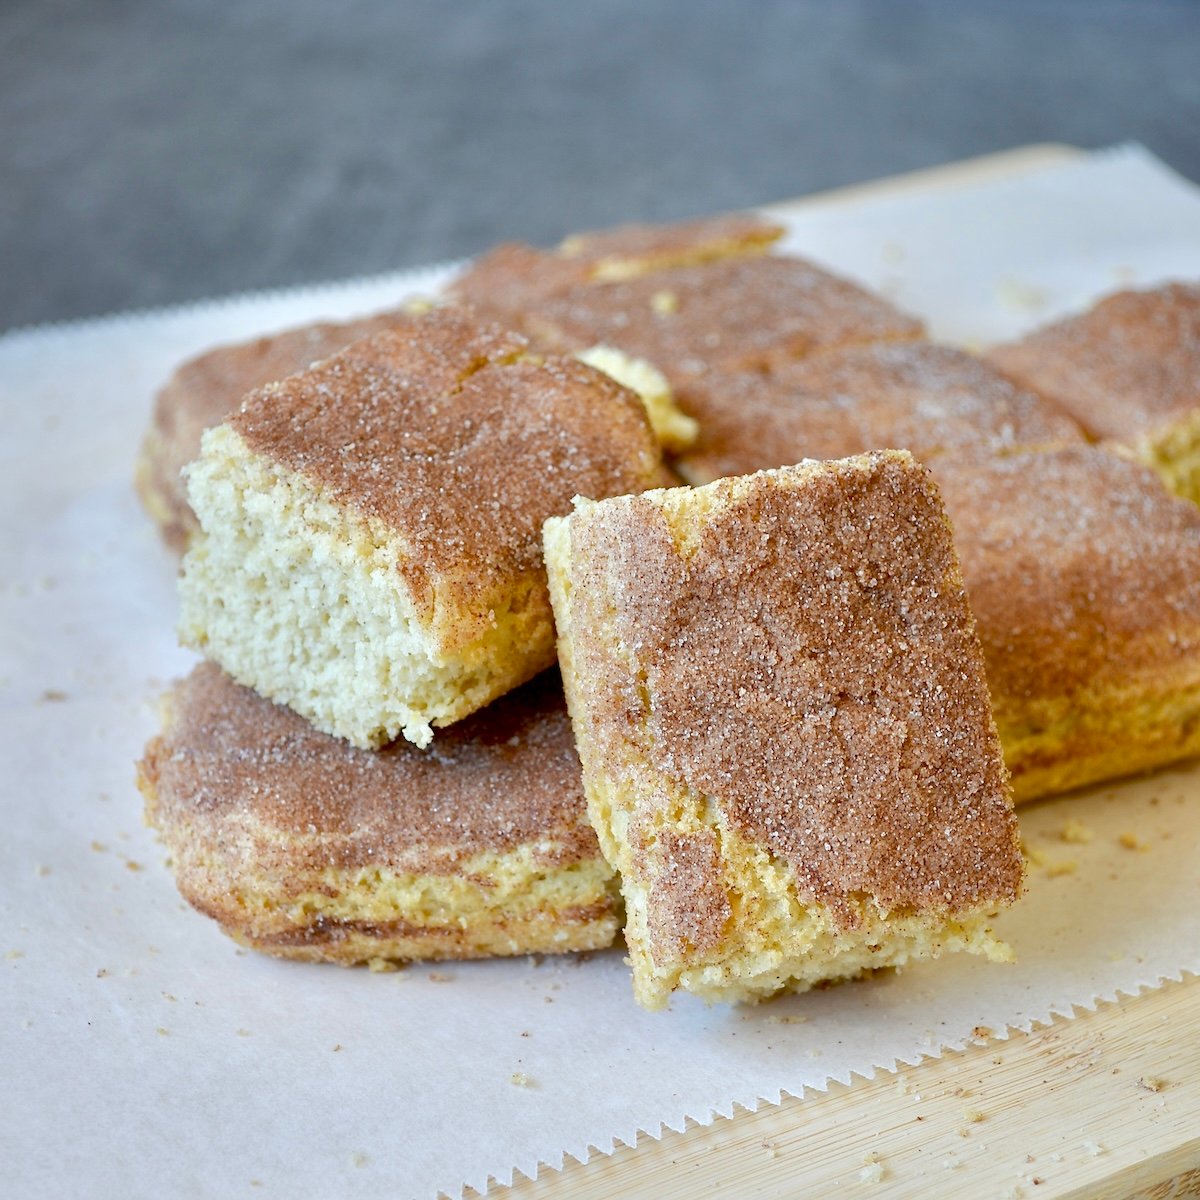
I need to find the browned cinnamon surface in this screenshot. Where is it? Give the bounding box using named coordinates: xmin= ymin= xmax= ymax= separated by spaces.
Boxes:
xmin=141 ymin=662 xmax=599 ymax=876
xmin=230 ymin=306 xmax=666 ymax=619
xmin=561 ymin=453 xmax=1021 ymax=925
xmin=932 ymin=445 xmax=1200 ymax=703
xmin=675 ymin=341 xmax=1087 ymax=483
xmin=446 ymin=211 xmax=783 ymax=326
xmin=985 ymin=283 xmax=1200 ymax=441
xmin=521 ymin=255 xmax=926 ymax=382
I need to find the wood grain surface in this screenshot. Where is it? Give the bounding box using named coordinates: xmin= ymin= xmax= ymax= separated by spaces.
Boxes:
xmin=490 ymin=975 xmax=1200 ymax=1199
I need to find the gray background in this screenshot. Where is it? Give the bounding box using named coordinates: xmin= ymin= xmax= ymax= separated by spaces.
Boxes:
xmin=3 ymin=0 xmax=1198 ymax=333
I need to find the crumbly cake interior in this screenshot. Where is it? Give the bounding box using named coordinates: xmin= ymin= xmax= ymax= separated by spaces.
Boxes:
xmin=179 ymin=309 xmax=669 ymax=748
xmin=180 ymin=424 xmax=551 ymax=749
xmin=574 ymin=344 xmax=699 ymax=454
xmin=933 ymin=446 xmax=1200 ymax=801
xmin=138 ymin=664 xmax=620 ymax=963
xmin=546 ymin=453 xmax=1022 ymax=1009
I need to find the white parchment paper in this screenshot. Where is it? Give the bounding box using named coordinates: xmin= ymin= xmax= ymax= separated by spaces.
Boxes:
xmin=3 ymin=145 xmax=1199 ymax=1200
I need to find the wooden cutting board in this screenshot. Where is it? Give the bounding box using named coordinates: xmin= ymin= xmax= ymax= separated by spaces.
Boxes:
xmin=482 ymin=145 xmax=1200 ymax=1200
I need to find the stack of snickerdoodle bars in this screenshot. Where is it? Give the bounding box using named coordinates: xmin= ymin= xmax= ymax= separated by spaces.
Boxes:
xmin=136 ymin=211 xmax=1200 ymax=1009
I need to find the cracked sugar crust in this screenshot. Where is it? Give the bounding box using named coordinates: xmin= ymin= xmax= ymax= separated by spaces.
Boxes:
xmin=230 ymin=306 xmax=666 ymax=613
xmin=141 ymin=663 xmax=600 ymax=875
xmin=562 ymin=452 xmax=1021 ymax=922
xmin=519 ymin=255 xmax=926 ymax=382
xmin=675 ymin=342 xmax=1087 ymax=483
xmin=985 ymin=282 xmax=1200 ymax=441
xmin=931 ymin=445 xmax=1200 ymax=703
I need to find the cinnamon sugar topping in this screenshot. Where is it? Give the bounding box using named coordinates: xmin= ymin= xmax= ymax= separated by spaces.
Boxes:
xmin=556 ymin=212 xmax=783 ymax=277
xmin=564 ymin=454 xmax=1021 ymax=921
xmin=932 ymin=445 xmax=1200 ymax=702
xmin=676 ymin=342 xmax=1086 ymax=483
xmin=524 ymin=256 xmax=926 ymax=382
xmin=986 ymin=283 xmax=1200 ymax=440
xmin=231 ymin=307 xmax=663 ymax=603
xmin=448 ymin=212 xmax=784 ymax=327
xmin=142 ymin=663 xmax=598 ymax=874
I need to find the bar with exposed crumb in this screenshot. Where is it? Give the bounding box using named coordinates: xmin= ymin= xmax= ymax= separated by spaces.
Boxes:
xmin=137 ymin=664 xmax=620 ymax=963
xmin=544 ymin=451 xmax=1023 ymax=1009
xmin=178 ymin=307 xmax=677 ymax=749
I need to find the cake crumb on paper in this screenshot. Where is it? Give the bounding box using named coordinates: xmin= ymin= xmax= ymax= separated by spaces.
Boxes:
xmin=1045 ymin=859 xmax=1077 ymax=878
xmin=367 ymin=957 xmax=401 ymax=974
xmin=1059 ymin=819 xmax=1094 ymax=844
